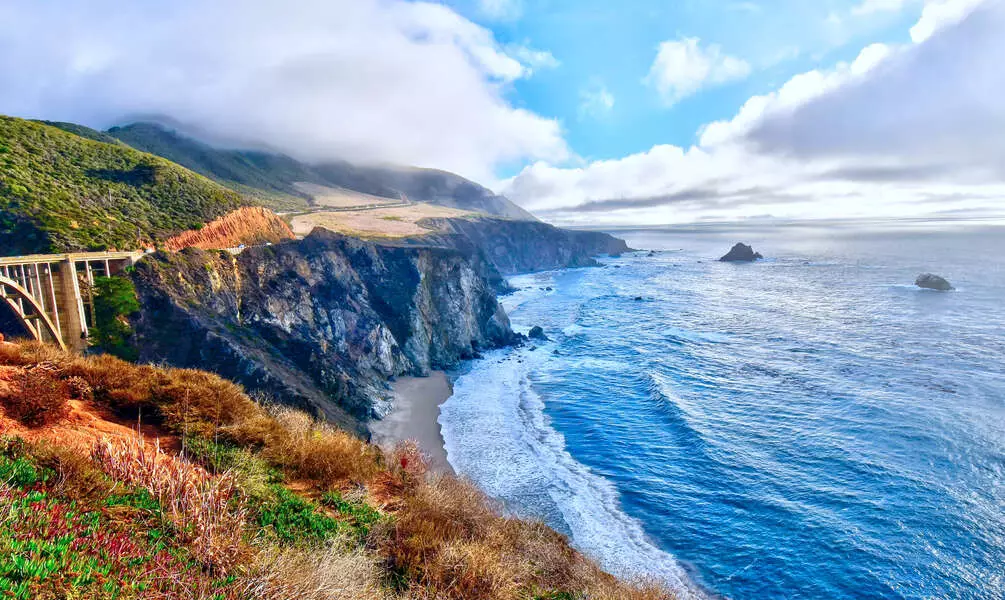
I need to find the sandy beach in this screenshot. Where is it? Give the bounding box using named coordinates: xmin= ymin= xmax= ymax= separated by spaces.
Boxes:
xmin=369 ymin=371 xmax=455 ymax=474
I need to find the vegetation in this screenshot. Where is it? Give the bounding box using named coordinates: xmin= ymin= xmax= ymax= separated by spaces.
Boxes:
xmin=91 ymin=275 xmax=141 ymax=360
xmin=0 ymin=364 xmax=69 ymax=427
xmin=0 ymin=341 xmax=672 ymax=599
xmin=0 ymin=116 xmax=249 ymax=256
xmin=107 ymin=123 xmax=321 ymax=212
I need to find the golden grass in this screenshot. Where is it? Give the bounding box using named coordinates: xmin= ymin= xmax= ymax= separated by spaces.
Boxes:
xmin=244 ymin=537 xmax=393 ymax=600
xmin=289 ymin=203 xmax=472 ymax=239
xmin=264 ymin=406 xmax=381 ymax=485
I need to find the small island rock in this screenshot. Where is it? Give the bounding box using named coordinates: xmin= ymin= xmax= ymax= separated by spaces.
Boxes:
xmin=915 ymin=273 xmax=954 ymax=291
xmin=528 ymin=326 xmax=549 ymax=341
xmin=719 ymin=243 xmax=763 ymax=262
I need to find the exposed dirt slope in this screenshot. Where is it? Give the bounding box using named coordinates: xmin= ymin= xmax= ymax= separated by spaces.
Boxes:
xmin=165 ymin=206 xmax=295 ymax=251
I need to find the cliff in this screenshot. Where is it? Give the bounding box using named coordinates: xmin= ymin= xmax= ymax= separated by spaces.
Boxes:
xmin=422 ymin=216 xmax=632 ymax=275
xmin=129 ymin=229 xmax=515 ymax=432
xmin=164 ymin=206 xmax=295 ymax=251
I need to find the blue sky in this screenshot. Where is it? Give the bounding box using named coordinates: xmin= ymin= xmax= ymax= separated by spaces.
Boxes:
xmin=450 ymin=0 xmax=919 ymax=171
xmin=1 ymin=0 xmax=1001 ymax=224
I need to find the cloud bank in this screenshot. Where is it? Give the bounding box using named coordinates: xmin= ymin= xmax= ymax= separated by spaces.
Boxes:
xmin=503 ymin=0 xmax=1005 ymax=224
xmin=0 ymin=0 xmax=566 ymax=181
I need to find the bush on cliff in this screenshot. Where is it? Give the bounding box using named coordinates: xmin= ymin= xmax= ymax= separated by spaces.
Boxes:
xmin=91 ymin=275 xmax=141 ymax=360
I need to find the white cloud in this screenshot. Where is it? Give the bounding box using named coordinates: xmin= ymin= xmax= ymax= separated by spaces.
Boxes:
xmin=0 ymin=0 xmax=566 ymax=181
xmin=852 ymin=0 xmax=912 ymax=16
xmin=579 ymin=82 xmax=615 ymax=120
xmin=507 ymin=45 xmax=560 ymax=74
xmin=644 ymin=38 xmax=752 ymax=107
xmin=910 ymin=0 xmax=987 ymax=40
xmin=479 ymin=0 xmax=523 ymax=21
xmin=502 ymin=0 xmax=1005 ymax=225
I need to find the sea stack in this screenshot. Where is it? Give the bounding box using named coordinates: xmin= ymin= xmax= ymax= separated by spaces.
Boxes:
xmin=720 ymin=243 xmax=763 ymax=262
xmin=915 ymin=273 xmax=954 ymax=291
xmin=528 ymin=326 xmax=549 ymax=341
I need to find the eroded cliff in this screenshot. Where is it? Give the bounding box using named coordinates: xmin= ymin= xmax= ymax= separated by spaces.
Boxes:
xmin=164 ymin=206 xmax=295 ymax=251
xmin=130 ymin=229 xmax=515 ymax=433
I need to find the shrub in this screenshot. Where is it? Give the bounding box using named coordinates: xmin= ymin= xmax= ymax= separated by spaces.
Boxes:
xmin=91 ymin=436 xmax=248 ymax=573
xmin=90 ymin=275 xmax=140 ymax=360
xmin=0 ymin=368 xmax=68 ymax=427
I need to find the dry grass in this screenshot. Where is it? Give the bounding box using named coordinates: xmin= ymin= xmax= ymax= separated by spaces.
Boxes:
xmin=0 ymin=341 xmax=678 ymax=600
xmin=264 ymin=406 xmax=382 ymax=485
xmin=289 ymin=203 xmax=472 ymax=238
xmin=244 ymin=537 xmax=394 ymax=600
xmin=91 ymin=435 xmax=249 ymax=573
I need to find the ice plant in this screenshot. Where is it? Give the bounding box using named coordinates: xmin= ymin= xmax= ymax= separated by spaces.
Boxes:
xmin=90 ymin=436 xmax=248 ymax=573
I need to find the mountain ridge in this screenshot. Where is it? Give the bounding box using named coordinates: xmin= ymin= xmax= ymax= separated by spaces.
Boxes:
xmin=107 ymin=121 xmax=538 ymax=220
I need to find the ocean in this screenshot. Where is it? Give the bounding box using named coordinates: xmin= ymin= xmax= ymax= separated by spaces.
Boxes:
xmin=438 ymin=220 xmax=1005 ymax=600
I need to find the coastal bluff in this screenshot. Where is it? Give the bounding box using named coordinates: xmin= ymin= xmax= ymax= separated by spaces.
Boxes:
xmin=129 ymin=229 xmax=516 ymax=433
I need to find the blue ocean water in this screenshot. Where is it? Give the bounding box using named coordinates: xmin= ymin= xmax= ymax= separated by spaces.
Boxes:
xmin=439 ymin=221 xmax=1005 ymax=600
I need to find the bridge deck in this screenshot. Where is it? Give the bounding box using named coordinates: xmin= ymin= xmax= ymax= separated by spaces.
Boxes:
xmin=0 ymin=251 xmax=145 ymax=266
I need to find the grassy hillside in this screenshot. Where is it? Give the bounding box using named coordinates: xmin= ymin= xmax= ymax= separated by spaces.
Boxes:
xmin=0 ymin=116 xmax=249 ymax=256
xmin=108 ymin=122 xmax=537 ymax=220
xmin=107 ymin=123 xmax=315 ymax=211
xmin=0 ymin=341 xmax=671 ymax=600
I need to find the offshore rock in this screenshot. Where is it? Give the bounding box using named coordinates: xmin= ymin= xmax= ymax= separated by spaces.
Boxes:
xmin=528 ymin=326 xmax=548 ymax=341
xmin=720 ymin=243 xmax=764 ymax=262
xmin=130 ymin=230 xmax=516 ymax=433
xmin=916 ymin=273 xmax=954 ymax=291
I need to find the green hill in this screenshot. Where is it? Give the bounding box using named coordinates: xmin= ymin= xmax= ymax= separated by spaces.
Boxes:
xmin=0 ymin=116 xmax=250 ymax=256
xmin=108 ymin=122 xmax=538 ymax=221
xmin=107 ymin=122 xmax=318 ymax=211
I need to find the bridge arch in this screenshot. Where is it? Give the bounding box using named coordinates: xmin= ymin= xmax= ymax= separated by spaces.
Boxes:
xmin=0 ymin=275 xmax=66 ymax=351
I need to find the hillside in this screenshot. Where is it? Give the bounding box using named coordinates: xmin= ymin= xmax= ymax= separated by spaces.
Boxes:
xmin=0 ymin=116 xmax=249 ymax=256
xmin=0 ymin=340 xmax=671 ymax=600
xmin=108 ymin=122 xmax=538 ymax=220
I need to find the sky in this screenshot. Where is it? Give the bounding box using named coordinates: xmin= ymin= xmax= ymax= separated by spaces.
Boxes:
xmin=0 ymin=0 xmax=1002 ymax=225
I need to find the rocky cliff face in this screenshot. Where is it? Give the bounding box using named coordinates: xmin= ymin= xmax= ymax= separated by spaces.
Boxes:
xmin=422 ymin=217 xmax=632 ymax=275
xmin=129 ymin=230 xmax=515 ymax=433
xmin=164 ymin=207 xmax=295 ymax=251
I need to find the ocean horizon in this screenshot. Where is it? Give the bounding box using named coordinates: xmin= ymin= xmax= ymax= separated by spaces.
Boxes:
xmin=440 ymin=219 xmax=1005 ymax=599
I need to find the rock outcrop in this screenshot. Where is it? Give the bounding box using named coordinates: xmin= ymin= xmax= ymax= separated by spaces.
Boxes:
xmin=916 ymin=273 xmax=954 ymax=291
xmin=422 ymin=217 xmax=632 ymax=275
xmin=165 ymin=207 xmax=295 ymax=251
xmin=528 ymin=326 xmax=548 ymax=341
xmin=129 ymin=230 xmax=516 ymax=432
xmin=720 ymin=243 xmax=763 ymax=262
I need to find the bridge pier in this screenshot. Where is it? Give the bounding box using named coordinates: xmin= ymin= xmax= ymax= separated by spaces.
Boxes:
xmin=0 ymin=251 xmax=144 ymax=352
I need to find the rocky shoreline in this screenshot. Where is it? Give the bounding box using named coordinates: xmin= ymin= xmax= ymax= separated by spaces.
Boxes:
xmin=127 ymin=221 xmax=629 ymax=434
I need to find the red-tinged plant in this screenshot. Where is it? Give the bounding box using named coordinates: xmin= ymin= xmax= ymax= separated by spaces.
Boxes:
xmin=0 ymin=367 xmax=69 ymax=427
xmin=90 ymin=436 xmax=249 ymax=573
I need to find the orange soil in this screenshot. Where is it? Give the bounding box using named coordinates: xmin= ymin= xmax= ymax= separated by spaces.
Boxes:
xmin=0 ymin=365 xmax=179 ymax=454
xmin=165 ymin=206 xmax=295 ymax=251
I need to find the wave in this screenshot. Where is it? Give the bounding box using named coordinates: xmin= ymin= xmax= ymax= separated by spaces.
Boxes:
xmin=440 ymin=347 xmax=706 ymax=598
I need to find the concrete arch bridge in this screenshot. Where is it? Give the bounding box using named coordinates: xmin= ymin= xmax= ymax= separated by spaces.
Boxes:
xmin=0 ymin=252 xmax=143 ymax=352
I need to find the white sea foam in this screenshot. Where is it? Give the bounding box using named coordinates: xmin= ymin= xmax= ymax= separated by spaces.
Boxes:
xmin=440 ymin=347 xmax=705 ymax=598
